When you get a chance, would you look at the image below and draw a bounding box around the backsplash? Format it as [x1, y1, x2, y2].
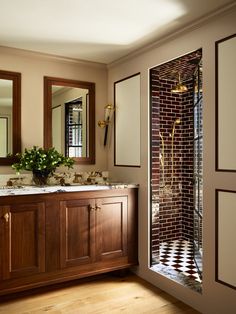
[0, 171, 109, 187]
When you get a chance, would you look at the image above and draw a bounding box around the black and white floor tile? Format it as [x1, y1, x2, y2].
[159, 240, 202, 283]
[151, 239, 202, 293]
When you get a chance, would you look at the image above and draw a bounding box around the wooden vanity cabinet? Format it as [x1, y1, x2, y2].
[0, 188, 138, 295]
[60, 198, 96, 268]
[60, 196, 128, 268]
[0, 201, 46, 281]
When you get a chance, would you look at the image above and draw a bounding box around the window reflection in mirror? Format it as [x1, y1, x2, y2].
[44, 77, 95, 164]
[52, 86, 89, 158]
[0, 70, 21, 165]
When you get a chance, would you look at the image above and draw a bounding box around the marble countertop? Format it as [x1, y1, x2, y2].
[0, 183, 138, 196]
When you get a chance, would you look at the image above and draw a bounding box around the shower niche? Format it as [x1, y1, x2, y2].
[150, 49, 203, 291]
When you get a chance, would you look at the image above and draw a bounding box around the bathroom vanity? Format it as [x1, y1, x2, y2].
[0, 185, 138, 295]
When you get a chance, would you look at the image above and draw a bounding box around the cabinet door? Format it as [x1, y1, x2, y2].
[60, 199, 96, 268]
[96, 196, 128, 261]
[0, 202, 45, 280]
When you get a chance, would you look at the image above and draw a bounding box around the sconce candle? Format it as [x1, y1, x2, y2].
[98, 104, 114, 146]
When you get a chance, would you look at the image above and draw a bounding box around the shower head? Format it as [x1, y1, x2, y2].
[171, 118, 181, 137]
[171, 83, 188, 93]
[171, 73, 188, 93]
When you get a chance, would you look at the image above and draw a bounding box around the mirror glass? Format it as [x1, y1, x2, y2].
[0, 79, 12, 157]
[44, 77, 95, 164]
[0, 70, 21, 165]
[52, 85, 89, 158]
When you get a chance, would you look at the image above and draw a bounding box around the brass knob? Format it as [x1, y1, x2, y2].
[96, 205, 101, 211]
[3, 213, 10, 223]
[89, 205, 95, 212]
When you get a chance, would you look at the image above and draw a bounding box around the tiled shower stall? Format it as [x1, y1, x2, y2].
[150, 49, 203, 286]
[151, 75, 195, 259]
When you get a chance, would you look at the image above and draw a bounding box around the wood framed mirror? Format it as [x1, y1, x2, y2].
[0, 70, 21, 165]
[44, 77, 95, 164]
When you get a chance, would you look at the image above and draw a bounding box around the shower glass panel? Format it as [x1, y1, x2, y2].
[194, 106, 199, 138]
[193, 59, 203, 278]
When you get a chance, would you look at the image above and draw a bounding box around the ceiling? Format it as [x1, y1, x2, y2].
[0, 0, 234, 64]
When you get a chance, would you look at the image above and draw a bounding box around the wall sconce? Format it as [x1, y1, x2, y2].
[98, 104, 115, 146]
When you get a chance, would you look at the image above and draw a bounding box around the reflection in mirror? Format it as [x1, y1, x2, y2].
[0, 79, 12, 157]
[0, 70, 21, 165]
[52, 86, 89, 157]
[44, 77, 95, 164]
[0, 117, 8, 156]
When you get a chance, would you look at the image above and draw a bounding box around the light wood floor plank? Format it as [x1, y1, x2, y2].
[0, 274, 200, 314]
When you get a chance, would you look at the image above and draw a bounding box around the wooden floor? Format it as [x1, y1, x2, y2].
[0, 273, 200, 314]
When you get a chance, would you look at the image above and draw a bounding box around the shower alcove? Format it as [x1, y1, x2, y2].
[150, 49, 203, 292]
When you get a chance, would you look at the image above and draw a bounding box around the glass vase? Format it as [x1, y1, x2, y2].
[32, 170, 50, 186]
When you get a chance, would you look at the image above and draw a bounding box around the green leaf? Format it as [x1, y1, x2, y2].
[11, 146, 74, 175]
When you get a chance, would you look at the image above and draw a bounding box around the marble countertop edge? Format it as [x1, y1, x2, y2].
[0, 183, 139, 196]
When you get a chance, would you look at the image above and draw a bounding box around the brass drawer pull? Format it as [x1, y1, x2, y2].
[89, 205, 95, 212]
[3, 213, 10, 223]
[96, 205, 101, 211]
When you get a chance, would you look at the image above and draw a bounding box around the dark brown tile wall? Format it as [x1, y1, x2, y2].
[151, 70, 194, 261]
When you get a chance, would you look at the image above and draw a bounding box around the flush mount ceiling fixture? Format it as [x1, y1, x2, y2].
[0, 0, 234, 64]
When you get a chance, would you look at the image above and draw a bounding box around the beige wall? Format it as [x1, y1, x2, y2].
[108, 7, 236, 314]
[0, 48, 108, 174]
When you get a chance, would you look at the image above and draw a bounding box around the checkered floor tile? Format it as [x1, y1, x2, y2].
[160, 240, 202, 283]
